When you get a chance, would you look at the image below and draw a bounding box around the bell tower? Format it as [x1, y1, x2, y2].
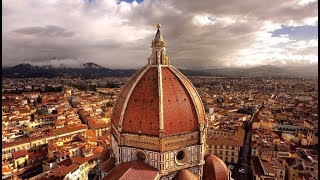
[149, 22, 170, 65]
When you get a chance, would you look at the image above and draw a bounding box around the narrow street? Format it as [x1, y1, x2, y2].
[231, 106, 261, 180]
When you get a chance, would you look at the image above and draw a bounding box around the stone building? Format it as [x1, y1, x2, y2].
[100, 23, 230, 180]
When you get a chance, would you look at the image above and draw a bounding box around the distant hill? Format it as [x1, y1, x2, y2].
[182, 65, 317, 78]
[2, 63, 136, 78]
[2, 63, 317, 78]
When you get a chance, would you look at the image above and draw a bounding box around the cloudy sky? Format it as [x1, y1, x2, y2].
[2, 0, 318, 69]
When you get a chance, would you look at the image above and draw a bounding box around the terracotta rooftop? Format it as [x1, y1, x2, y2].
[28, 150, 46, 159]
[12, 150, 28, 159]
[51, 164, 79, 177]
[100, 148, 111, 162]
[283, 158, 304, 171]
[2, 163, 12, 174]
[102, 160, 159, 180]
[122, 67, 160, 135]
[100, 157, 115, 174]
[173, 169, 200, 180]
[2, 136, 45, 149]
[206, 135, 244, 147]
[203, 153, 229, 180]
[72, 156, 90, 165]
[112, 66, 205, 136]
[53, 124, 87, 136]
[87, 118, 108, 129]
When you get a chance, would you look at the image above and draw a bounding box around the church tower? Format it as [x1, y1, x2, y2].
[149, 22, 170, 65]
[102, 22, 229, 180]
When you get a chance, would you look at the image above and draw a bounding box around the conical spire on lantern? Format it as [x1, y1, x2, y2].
[154, 22, 164, 43]
[148, 22, 170, 65]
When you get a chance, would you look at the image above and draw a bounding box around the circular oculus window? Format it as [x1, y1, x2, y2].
[175, 149, 189, 165]
[136, 150, 146, 161]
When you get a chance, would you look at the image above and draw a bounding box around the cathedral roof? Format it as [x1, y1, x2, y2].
[173, 169, 200, 180]
[111, 66, 204, 136]
[100, 147, 111, 162]
[104, 22, 227, 180]
[102, 160, 159, 180]
[101, 154, 228, 180]
[100, 157, 115, 174]
[111, 23, 204, 137]
[203, 154, 229, 180]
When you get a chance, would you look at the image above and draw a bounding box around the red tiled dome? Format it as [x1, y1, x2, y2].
[173, 169, 200, 180]
[111, 65, 205, 136]
[203, 154, 229, 180]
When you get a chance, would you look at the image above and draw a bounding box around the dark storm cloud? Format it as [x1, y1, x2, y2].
[2, 0, 318, 69]
[14, 25, 75, 38]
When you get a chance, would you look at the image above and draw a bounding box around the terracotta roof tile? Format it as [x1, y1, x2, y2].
[112, 67, 148, 127]
[53, 124, 87, 136]
[203, 154, 229, 180]
[100, 148, 111, 162]
[111, 66, 203, 136]
[171, 67, 205, 123]
[162, 67, 198, 134]
[72, 156, 90, 165]
[103, 160, 158, 180]
[28, 150, 46, 159]
[173, 169, 200, 180]
[206, 136, 244, 147]
[123, 67, 160, 135]
[100, 157, 115, 174]
[12, 150, 28, 159]
[51, 164, 79, 177]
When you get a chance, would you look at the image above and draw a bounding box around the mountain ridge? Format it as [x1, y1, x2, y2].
[2, 63, 317, 78]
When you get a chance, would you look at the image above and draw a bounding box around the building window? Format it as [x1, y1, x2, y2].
[177, 151, 185, 160]
[155, 51, 158, 63]
[175, 149, 189, 165]
[136, 150, 146, 161]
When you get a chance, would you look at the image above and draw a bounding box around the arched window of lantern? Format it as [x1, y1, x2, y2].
[155, 51, 158, 63]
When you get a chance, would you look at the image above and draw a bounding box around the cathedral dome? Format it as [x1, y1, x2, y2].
[105, 22, 229, 180]
[203, 154, 229, 180]
[111, 65, 204, 136]
[111, 23, 205, 137]
[173, 169, 200, 180]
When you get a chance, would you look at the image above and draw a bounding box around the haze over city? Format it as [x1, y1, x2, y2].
[2, 0, 318, 69]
